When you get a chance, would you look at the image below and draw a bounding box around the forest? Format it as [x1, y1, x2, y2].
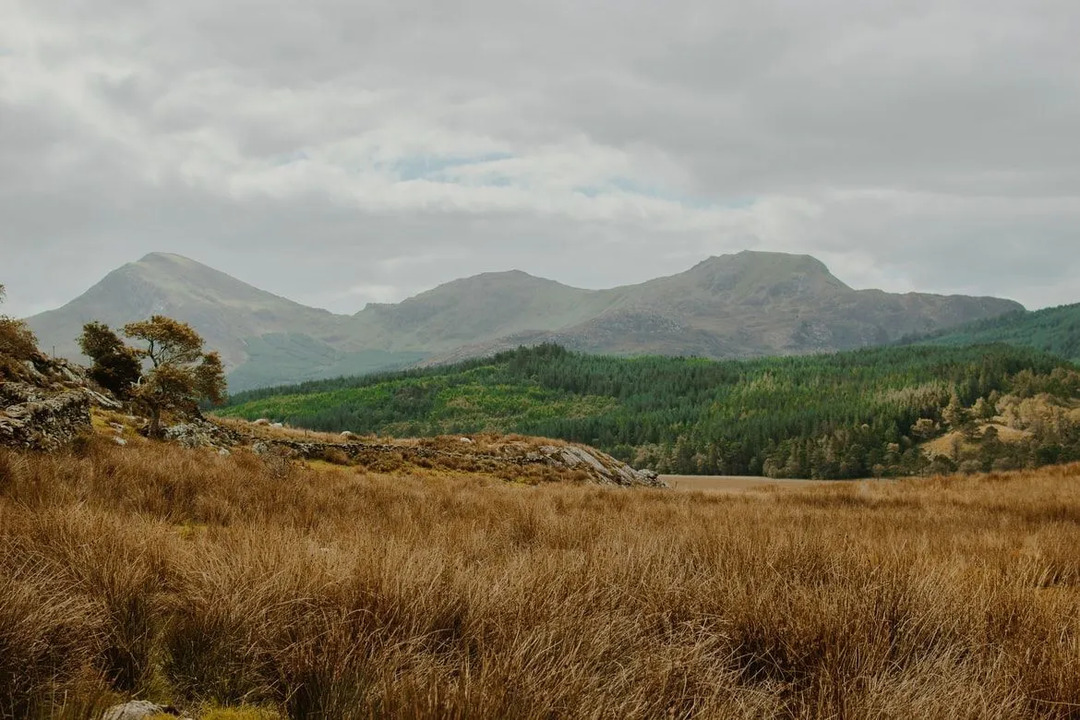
[219, 343, 1080, 479]
[901, 302, 1080, 362]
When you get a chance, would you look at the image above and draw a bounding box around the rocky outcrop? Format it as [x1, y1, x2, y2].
[0, 385, 91, 451]
[1, 354, 120, 451]
[162, 418, 244, 449]
[249, 433, 666, 488]
[527, 444, 662, 487]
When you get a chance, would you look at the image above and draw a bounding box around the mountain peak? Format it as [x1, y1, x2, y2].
[138, 251, 194, 264]
[700, 250, 832, 274]
[675, 250, 850, 299]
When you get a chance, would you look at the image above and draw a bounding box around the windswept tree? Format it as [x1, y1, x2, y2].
[78, 315, 227, 436]
[123, 316, 227, 436]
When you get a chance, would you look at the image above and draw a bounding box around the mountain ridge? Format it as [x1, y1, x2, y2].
[25, 250, 1026, 390]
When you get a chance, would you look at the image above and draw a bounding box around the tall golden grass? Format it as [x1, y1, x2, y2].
[2, 437, 1080, 718]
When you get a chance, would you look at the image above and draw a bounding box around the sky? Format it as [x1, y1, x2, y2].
[2, 0, 1079, 318]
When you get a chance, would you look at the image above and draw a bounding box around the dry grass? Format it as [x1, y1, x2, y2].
[2, 437, 1080, 718]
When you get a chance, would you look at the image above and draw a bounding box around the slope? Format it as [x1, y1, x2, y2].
[903, 303, 1080, 362]
[26, 253, 344, 366]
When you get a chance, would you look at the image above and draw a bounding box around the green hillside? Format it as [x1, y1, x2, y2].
[902, 303, 1080, 361]
[218, 344, 1080, 479]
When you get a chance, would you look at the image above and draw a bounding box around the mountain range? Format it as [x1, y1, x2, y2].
[26, 251, 1025, 391]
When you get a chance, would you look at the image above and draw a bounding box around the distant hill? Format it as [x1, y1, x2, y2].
[901, 303, 1080, 362]
[27, 250, 1024, 391]
[24, 253, 423, 390]
[218, 343, 1080, 479]
[421, 252, 1022, 361]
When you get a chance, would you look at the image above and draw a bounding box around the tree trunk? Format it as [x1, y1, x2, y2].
[149, 405, 162, 438]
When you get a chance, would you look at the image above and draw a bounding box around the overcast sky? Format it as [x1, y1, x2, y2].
[2, 0, 1079, 317]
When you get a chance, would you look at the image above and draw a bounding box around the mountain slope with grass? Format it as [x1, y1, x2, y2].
[218, 343, 1080, 479]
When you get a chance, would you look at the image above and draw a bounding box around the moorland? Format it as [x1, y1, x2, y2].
[3, 434, 1080, 719]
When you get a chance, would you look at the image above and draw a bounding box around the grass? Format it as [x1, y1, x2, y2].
[2, 436, 1080, 718]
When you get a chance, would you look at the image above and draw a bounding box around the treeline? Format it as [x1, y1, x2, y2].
[219, 343, 1080, 478]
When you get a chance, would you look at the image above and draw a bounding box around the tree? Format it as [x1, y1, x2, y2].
[91, 315, 228, 437]
[78, 322, 142, 399]
[943, 392, 970, 432]
[0, 283, 39, 366]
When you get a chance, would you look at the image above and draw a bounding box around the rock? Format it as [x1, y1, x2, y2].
[58, 365, 81, 384]
[340, 431, 356, 439]
[163, 419, 242, 450]
[218, 448, 231, 456]
[252, 418, 271, 426]
[100, 700, 185, 720]
[271, 422, 284, 428]
[0, 387, 91, 451]
[21, 360, 46, 384]
[164, 423, 213, 448]
[85, 388, 123, 410]
[113, 437, 127, 446]
[459, 437, 474, 444]
[526, 444, 666, 488]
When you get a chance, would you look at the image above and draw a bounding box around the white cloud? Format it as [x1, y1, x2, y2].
[2, 0, 1079, 317]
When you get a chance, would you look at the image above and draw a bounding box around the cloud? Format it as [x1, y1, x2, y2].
[2, 0, 1079, 318]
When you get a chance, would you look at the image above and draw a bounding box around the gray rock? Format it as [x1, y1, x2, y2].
[113, 437, 127, 446]
[100, 700, 182, 720]
[86, 388, 123, 410]
[0, 387, 91, 451]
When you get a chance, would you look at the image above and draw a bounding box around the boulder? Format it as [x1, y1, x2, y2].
[100, 700, 189, 720]
[0, 387, 91, 451]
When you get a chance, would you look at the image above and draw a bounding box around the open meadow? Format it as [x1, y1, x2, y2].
[2, 438, 1080, 719]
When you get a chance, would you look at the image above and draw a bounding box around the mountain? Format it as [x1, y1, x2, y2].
[411, 252, 1025, 362]
[27, 253, 345, 366]
[26, 250, 1025, 391]
[901, 303, 1080, 362]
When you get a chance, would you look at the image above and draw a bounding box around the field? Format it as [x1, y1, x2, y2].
[663, 474, 826, 493]
[3, 437, 1080, 719]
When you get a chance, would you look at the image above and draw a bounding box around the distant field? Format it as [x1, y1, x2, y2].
[663, 474, 829, 492]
